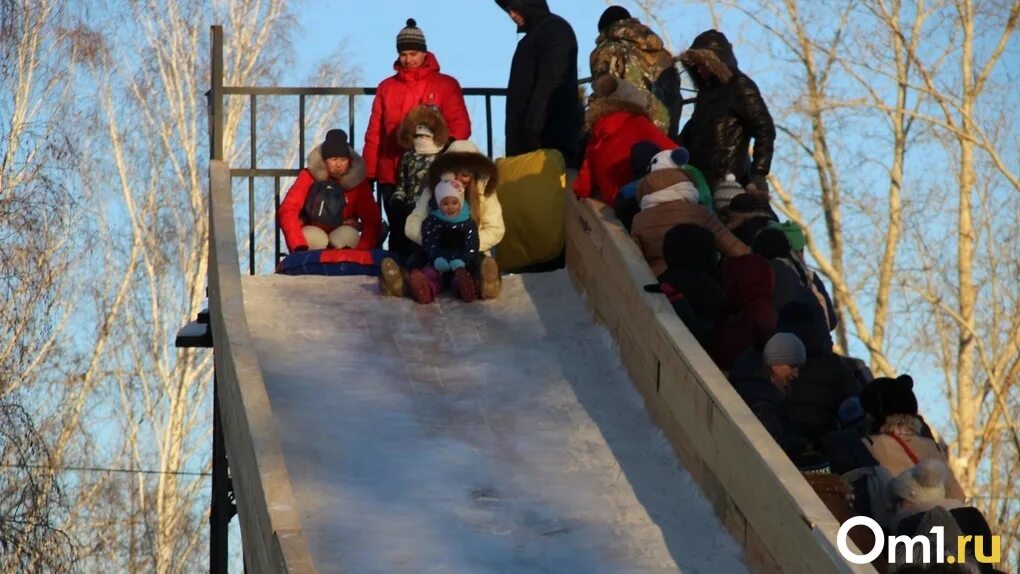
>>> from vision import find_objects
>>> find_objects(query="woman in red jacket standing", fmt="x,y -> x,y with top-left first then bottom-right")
364,18 -> 471,257
278,129 -> 382,252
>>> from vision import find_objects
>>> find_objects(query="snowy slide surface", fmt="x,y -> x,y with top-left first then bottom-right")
242,271 -> 746,574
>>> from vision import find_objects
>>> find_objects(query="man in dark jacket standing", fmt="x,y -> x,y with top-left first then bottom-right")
679,30 -> 776,196
495,0 -> 583,165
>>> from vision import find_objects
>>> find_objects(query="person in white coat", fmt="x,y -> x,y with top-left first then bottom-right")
379,140 -> 505,301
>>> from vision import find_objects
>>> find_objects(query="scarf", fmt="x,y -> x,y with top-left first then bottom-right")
640,181 -> 700,211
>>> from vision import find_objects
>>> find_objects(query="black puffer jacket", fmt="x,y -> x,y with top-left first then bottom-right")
729,353 -> 808,458
679,30 -> 776,188
496,0 -> 583,165
776,300 -> 859,443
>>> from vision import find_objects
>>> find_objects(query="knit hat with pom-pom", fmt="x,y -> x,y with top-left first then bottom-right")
714,173 -> 744,212
648,148 -> 691,172
861,374 -> 918,422
397,18 -> 427,53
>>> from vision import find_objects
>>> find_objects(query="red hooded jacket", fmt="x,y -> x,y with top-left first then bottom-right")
278,146 -> 381,252
573,99 -> 677,205
363,52 -> 471,185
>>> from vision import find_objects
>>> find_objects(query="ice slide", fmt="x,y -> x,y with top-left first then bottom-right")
208,162 -> 868,573
242,270 -> 745,574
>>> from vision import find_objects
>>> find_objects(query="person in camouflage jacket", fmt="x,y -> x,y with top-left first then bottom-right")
589,6 -> 681,136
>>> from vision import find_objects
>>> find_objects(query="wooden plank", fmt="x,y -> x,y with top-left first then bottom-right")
208,161 -> 318,574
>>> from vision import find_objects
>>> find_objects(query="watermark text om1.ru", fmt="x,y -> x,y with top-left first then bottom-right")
838,516 -> 1001,565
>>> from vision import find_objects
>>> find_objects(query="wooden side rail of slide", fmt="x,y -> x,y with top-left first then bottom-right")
563,193 -> 873,574
208,160 -> 318,574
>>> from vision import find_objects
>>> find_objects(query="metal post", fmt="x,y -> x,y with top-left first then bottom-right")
348,94 -> 356,148
210,26 -> 224,161
485,95 -> 493,159
298,95 -> 306,168
210,374 -> 230,574
274,177 -> 281,264
249,95 -> 257,275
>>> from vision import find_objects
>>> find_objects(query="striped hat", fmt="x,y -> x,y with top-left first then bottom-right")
396,18 -> 427,53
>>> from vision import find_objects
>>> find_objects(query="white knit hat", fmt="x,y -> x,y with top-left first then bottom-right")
434,179 -> 464,204
892,458 -> 950,505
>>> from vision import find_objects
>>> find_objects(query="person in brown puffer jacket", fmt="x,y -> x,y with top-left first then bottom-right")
631,167 -> 748,275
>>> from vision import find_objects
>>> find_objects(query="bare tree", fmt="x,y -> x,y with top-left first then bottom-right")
0,0 -> 85,569
58,0 -> 293,569
38,0 -> 362,571
644,0 -> 1019,566
0,402 -> 77,572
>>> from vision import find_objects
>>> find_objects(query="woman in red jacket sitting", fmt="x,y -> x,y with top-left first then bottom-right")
278,129 -> 382,252
363,18 -> 471,255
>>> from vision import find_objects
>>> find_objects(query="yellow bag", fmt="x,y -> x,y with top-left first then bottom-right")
494,150 -> 567,272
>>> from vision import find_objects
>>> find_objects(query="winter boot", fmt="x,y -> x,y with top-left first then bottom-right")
453,268 -> 477,302
479,256 -> 501,299
378,257 -> 405,297
408,267 -> 440,304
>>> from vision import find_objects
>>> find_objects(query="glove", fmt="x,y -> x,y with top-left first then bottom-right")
449,259 -> 466,271
433,257 -> 451,273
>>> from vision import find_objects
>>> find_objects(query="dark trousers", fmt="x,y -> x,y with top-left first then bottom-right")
379,183 -> 414,260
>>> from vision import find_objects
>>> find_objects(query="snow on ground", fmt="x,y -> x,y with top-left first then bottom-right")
242,270 -> 747,574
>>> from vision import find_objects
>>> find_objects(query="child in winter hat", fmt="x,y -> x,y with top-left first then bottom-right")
632,165 -> 749,276
647,148 -> 714,210
614,140 -> 662,230
410,179 -> 481,303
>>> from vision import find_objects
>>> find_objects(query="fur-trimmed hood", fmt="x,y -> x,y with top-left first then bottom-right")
680,29 -> 737,85
307,144 -> 367,189
585,97 -> 649,130
397,105 -> 450,150
427,151 -> 499,196
586,75 -> 650,129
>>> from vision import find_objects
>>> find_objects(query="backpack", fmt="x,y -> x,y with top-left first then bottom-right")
302,180 -> 346,229
892,506 -> 979,572
842,465 -> 897,530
